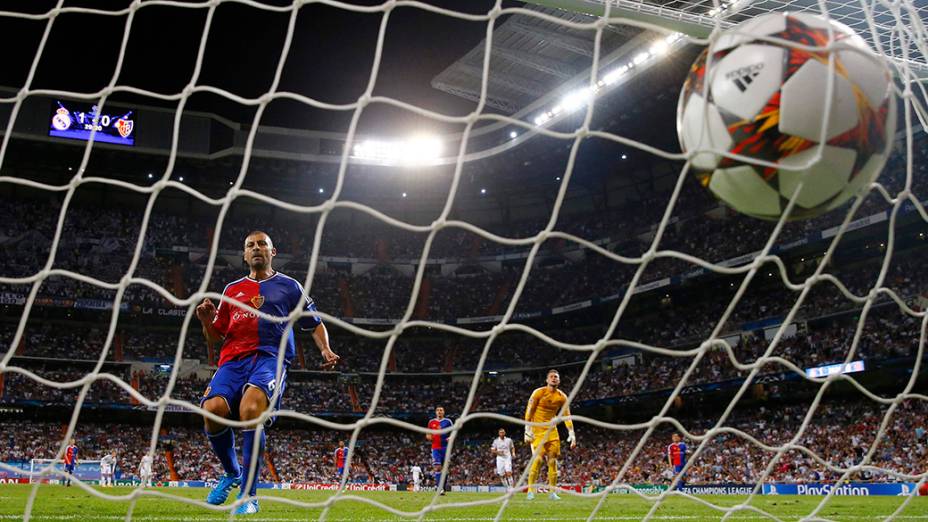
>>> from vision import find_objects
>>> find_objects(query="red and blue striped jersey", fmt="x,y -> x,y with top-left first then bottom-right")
428,418 -> 453,450
64,445 -> 78,465
212,272 -> 322,367
334,447 -> 347,468
667,442 -> 687,466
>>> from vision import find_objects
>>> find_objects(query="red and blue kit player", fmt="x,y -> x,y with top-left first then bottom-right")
196,231 -> 339,515
334,440 -> 348,480
667,433 -> 688,489
426,406 -> 453,494
63,438 -> 78,487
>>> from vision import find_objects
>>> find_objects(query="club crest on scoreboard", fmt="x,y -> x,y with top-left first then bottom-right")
52,108 -> 71,131
116,118 -> 134,138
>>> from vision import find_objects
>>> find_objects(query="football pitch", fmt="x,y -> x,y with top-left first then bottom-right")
0,485 -> 925,521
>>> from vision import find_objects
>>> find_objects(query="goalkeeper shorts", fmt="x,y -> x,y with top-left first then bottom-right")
531,436 -> 560,458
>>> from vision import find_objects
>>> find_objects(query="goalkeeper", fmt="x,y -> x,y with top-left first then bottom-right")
523,369 -> 576,500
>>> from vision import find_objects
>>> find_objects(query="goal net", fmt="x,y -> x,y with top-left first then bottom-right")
28,459 -> 102,485
0,0 -> 926,520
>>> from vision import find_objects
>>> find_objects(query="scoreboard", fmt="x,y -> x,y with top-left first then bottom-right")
48,101 -> 136,146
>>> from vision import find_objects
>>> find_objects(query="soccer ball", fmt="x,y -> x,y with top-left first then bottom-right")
676,12 -> 896,220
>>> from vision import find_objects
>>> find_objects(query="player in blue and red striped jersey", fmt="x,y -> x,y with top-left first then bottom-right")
426,406 -> 453,495
63,438 -> 78,487
667,433 -> 688,490
334,440 -> 348,480
196,231 -> 339,515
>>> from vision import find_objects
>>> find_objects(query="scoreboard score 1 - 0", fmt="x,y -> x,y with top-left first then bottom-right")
48,101 -> 136,146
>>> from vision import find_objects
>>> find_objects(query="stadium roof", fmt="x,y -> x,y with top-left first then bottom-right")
431,4 -> 647,114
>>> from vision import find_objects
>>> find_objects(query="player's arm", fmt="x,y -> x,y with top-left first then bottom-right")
667,445 -> 673,466
296,284 -> 339,369
195,298 -> 224,345
311,322 -> 339,369
562,395 -> 577,449
524,389 -> 541,443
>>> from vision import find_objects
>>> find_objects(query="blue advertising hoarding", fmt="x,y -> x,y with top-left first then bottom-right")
762,482 -> 917,496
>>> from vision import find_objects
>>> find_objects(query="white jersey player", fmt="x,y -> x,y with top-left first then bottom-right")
100,451 -> 116,487
138,455 -> 153,487
491,428 -> 516,490
410,465 -> 422,492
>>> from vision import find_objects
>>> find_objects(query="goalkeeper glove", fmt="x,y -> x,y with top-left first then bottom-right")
567,430 -> 576,447
524,425 -> 534,444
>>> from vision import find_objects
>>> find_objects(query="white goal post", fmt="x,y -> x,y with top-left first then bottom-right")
28,459 -> 102,484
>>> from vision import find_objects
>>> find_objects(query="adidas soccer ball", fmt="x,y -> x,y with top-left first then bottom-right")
677,12 -> 896,220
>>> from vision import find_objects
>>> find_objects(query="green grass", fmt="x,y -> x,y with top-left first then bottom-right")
0,485 -> 925,521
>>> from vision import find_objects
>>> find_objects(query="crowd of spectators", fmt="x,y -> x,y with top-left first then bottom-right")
1,131 -> 926,327
1,399 -> 925,486
1,296 -> 921,416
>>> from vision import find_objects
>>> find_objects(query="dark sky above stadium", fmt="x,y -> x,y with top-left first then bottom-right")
1,0 -> 516,134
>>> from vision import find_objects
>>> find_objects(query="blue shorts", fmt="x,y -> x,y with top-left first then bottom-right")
674,464 -> 685,474
64,464 -> 75,473
337,466 -> 344,476
201,352 -> 288,426
432,448 -> 446,466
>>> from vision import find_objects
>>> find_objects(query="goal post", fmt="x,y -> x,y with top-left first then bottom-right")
28,459 -> 102,484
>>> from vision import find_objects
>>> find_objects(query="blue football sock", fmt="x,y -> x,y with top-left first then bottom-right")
207,427 -> 241,478
240,429 -> 265,497
434,471 -> 442,490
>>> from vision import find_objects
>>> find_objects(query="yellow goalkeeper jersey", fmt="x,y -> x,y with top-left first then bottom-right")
525,386 -> 574,439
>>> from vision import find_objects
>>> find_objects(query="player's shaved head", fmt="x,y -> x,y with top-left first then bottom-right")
243,230 -> 276,274
244,230 -> 274,248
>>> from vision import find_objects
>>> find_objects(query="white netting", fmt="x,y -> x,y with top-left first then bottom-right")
0,0 -> 926,521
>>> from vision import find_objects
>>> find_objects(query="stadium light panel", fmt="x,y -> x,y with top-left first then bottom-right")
561,87 -> 592,113
352,136 -> 442,165
178,176 -> 184,182
318,188 -> 325,194
480,188 -> 487,195
602,65 -> 628,86
402,192 -> 407,198
621,154 -> 627,160
632,52 -> 650,66
509,131 -> 518,139
650,39 -> 670,56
